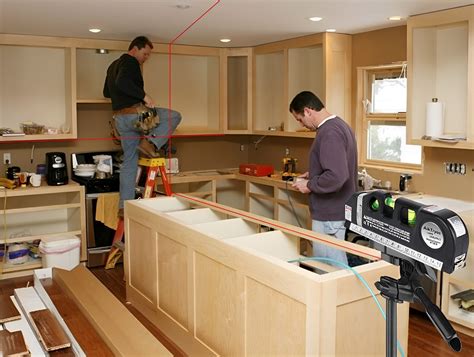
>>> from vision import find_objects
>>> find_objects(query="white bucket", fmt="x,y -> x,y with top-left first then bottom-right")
39,235 -> 80,270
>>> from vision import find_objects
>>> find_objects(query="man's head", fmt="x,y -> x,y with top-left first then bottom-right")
289,91 -> 327,130
128,36 -> 153,65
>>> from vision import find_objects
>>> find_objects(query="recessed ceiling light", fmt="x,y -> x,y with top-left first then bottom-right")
89,28 -> 101,33
308,17 -> 323,22
388,16 -> 403,21
220,38 -> 231,43
326,29 -> 336,33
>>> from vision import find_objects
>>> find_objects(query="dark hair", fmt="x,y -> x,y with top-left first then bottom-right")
289,91 -> 325,114
128,36 -> 154,51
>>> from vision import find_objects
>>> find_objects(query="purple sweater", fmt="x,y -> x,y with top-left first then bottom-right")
307,117 -> 358,221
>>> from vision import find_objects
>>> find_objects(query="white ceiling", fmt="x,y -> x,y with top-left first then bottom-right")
0,0 -> 472,47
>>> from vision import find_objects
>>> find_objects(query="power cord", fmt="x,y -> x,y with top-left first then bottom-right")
284,179 -> 303,228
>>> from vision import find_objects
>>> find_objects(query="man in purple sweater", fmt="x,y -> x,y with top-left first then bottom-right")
290,91 -> 358,265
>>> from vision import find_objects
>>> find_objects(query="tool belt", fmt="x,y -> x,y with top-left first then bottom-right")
113,104 -> 159,134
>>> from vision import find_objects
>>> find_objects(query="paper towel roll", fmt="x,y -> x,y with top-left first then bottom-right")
426,99 -> 444,138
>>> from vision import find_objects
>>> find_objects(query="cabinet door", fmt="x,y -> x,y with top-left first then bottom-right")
408,6 -> 474,149
0,44 -> 76,141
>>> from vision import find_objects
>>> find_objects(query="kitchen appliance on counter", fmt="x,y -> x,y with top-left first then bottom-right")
46,152 -> 68,185
71,150 -> 122,267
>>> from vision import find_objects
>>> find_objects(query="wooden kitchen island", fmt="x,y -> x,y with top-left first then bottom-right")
124,194 -> 409,356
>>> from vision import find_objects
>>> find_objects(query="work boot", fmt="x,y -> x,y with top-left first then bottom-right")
138,139 -> 160,158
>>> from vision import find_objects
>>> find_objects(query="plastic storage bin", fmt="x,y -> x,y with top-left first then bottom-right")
39,235 -> 80,270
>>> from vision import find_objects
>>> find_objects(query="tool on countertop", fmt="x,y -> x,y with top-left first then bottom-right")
239,164 -> 274,177
282,157 -> 298,181
345,190 -> 469,355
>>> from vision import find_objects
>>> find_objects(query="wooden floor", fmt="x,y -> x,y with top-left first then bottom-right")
1,265 -> 473,356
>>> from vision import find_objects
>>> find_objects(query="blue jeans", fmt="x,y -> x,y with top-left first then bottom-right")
114,107 -> 182,208
311,220 -> 348,266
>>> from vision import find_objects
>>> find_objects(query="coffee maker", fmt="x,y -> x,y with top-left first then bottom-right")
46,152 -> 68,185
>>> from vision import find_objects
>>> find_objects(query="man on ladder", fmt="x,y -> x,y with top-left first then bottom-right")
103,35 -> 180,268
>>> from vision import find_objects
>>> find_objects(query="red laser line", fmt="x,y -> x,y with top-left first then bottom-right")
166,0 -> 221,191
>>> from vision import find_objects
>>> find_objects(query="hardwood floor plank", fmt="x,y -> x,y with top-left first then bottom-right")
1,266 -> 472,356
29,309 -> 71,351
0,293 -> 21,323
0,329 -> 29,356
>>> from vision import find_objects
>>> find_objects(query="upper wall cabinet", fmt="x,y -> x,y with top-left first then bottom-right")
76,48 -> 125,103
0,35 -> 76,141
407,5 -> 474,150
221,48 -> 253,134
143,47 -> 221,135
253,33 -> 352,138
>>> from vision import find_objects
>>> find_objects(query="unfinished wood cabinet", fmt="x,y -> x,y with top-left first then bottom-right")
407,5 -> 474,149
143,47 -> 221,135
125,195 -> 409,356
253,32 -> 352,137
221,48 -> 253,134
0,183 -> 86,279
0,35 -> 76,141
244,175 -> 311,229
76,48 -> 125,103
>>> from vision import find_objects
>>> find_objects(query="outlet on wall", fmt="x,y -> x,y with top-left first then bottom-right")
285,147 -> 290,156
444,162 -> 467,175
3,153 -> 11,165
240,144 -> 245,152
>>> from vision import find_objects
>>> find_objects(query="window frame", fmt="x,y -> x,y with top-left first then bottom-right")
356,64 -> 423,173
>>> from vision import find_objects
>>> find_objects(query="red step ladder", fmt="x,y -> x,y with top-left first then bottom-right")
105,157 -> 171,269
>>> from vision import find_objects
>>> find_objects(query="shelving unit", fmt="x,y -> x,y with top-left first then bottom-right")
0,183 -> 86,279
246,180 -> 310,229
222,48 -> 253,134
76,48 -> 125,102
407,5 -> 474,149
253,32 -> 351,137
0,38 -> 76,141
144,51 -> 221,135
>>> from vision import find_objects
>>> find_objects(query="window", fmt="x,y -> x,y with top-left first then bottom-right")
357,64 -> 422,169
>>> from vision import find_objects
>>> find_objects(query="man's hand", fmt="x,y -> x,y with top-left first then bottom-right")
299,171 -> 309,179
292,177 -> 310,194
143,94 -> 155,108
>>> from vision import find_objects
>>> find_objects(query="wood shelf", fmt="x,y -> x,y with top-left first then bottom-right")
1,257 -> 42,273
1,203 -> 81,215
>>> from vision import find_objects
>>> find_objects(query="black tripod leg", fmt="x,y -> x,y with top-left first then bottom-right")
387,298 -> 398,357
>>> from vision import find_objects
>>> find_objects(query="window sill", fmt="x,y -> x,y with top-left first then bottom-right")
360,162 -> 423,175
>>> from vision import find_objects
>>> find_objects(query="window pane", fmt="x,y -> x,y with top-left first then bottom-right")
371,78 -> 407,113
367,122 -> 421,164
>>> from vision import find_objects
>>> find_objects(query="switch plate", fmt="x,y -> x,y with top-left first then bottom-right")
3,153 -> 11,164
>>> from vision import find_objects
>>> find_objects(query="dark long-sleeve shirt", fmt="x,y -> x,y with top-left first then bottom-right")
103,54 -> 146,110
307,117 -> 358,221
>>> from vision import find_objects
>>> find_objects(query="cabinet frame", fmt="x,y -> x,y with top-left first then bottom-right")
407,5 -> 474,150
0,183 -> 86,279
